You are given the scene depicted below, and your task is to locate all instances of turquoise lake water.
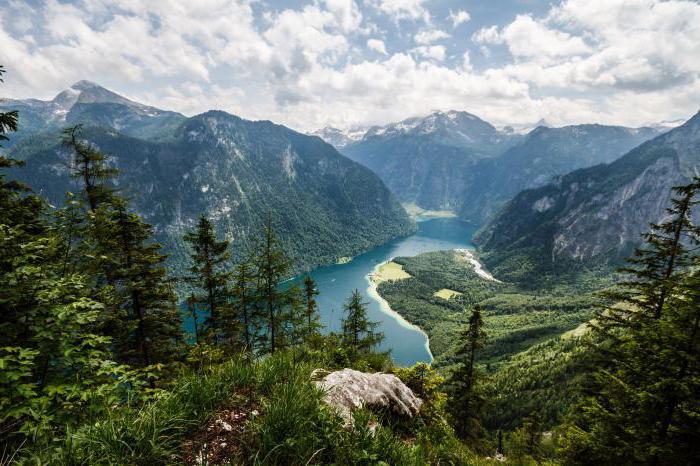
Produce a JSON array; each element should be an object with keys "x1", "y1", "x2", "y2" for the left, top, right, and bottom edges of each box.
[
  {"x1": 295, "y1": 217, "x2": 476, "y2": 366},
  {"x1": 183, "y1": 217, "x2": 475, "y2": 366}
]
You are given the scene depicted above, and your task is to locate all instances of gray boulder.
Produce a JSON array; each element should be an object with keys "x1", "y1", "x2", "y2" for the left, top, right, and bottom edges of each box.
[{"x1": 315, "y1": 368, "x2": 422, "y2": 423}]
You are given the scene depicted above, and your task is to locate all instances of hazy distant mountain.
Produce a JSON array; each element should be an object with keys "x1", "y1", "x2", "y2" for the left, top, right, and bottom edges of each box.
[
  {"x1": 4, "y1": 83, "x2": 415, "y2": 273},
  {"x1": 476, "y1": 110, "x2": 700, "y2": 275},
  {"x1": 340, "y1": 110, "x2": 520, "y2": 212},
  {"x1": 332, "y1": 110, "x2": 658, "y2": 220},
  {"x1": 308, "y1": 126, "x2": 367, "y2": 149}
]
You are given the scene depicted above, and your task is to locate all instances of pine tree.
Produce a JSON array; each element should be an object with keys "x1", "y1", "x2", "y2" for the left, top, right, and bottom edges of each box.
[
  {"x1": 184, "y1": 215, "x2": 232, "y2": 343},
  {"x1": 448, "y1": 305, "x2": 486, "y2": 441},
  {"x1": 302, "y1": 275, "x2": 322, "y2": 339},
  {"x1": 253, "y1": 218, "x2": 295, "y2": 353},
  {"x1": 561, "y1": 178, "x2": 700, "y2": 465},
  {"x1": 341, "y1": 289, "x2": 384, "y2": 354}
]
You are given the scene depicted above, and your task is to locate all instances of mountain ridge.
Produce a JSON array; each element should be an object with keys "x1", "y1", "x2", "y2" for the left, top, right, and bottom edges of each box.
[{"x1": 4, "y1": 83, "x2": 415, "y2": 275}]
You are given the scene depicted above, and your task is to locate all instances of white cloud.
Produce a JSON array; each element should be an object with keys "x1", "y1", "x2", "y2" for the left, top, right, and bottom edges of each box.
[
  {"x1": 367, "y1": 38, "x2": 388, "y2": 55},
  {"x1": 472, "y1": 25, "x2": 501, "y2": 45},
  {"x1": 0, "y1": 0, "x2": 698, "y2": 132},
  {"x1": 367, "y1": 0, "x2": 430, "y2": 23},
  {"x1": 449, "y1": 9, "x2": 471, "y2": 28},
  {"x1": 414, "y1": 29, "x2": 450, "y2": 44},
  {"x1": 411, "y1": 45, "x2": 446, "y2": 61}
]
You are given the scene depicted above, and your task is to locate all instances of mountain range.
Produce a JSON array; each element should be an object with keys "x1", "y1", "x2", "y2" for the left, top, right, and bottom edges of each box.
[
  {"x1": 315, "y1": 111, "x2": 660, "y2": 223},
  {"x1": 1, "y1": 82, "x2": 414, "y2": 273}
]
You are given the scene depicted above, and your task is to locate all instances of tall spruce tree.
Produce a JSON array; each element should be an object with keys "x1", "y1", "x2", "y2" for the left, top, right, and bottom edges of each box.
[
  {"x1": 184, "y1": 215, "x2": 232, "y2": 344},
  {"x1": 302, "y1": 275, "x2": 322, "y2": 339},
  {"x1": 449, "y1": 305, "x2": 486, "y2": 441},
  {"x1": 63, "y1": 125, "x2": 118, "y2": 212},
  {"x1": 341, "y1": 289, "x2": 384, "y2": 354},
  {"x1": 103, "y1": 199, "x2": 183, "y2": 375},
  {"x1": 231, "y1": 258, "x2": 256, "y2": 351},
  {"x1": 253, "y1": 218, "x2": 295, "y2": 353},
  {"x1": 562, "y1": 178, "x2": 700, "y2": 465}
]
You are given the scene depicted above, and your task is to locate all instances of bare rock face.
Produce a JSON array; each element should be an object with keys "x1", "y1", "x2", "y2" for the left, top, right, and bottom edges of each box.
[{"x1": 315, "y1": 368, "x2": 422, "y2": 423}]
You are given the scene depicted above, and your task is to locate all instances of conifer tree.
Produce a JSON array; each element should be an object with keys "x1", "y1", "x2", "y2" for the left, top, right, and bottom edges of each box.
[
  {"x1": 184, "y1": 215, "x2": 232, "y2": 343},
  {"x1": 341, "y1": 289, "x2": 384, "y2": 354},
  {"x1": 562, "y1": 178, "x2": 700, "y2": 465},
  {"x1": 101, "y1": 199, "x2": 183, "y2": 375},
  {"x1": 302, "y1": 275, "x2": 322, "y2": 339},
  {"x1": 231, "y1": 259, "x2": 255, "y2": 351},
  {"x1": 449, "y1": 305, "x2": 486, "y2": 441},
  {"x1": 63, "y1": 125, "x2": 118, "y2": 212},
  {"x1": 253, "y1": 218, "x2": 295, "y2": 353}
]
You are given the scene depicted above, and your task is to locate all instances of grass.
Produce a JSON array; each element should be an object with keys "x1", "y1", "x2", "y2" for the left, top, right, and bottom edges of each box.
[
  {"x1": 372, "y1": 261, "x2": 411, "y2": 283},
  {"x1": 18, "y1": 347, "x2": 494, "y2": 465},
  {"x1": 402, "y1": 203, "x2": 458, "y2": 219},
  {"x1": 434, "y1": 288, "x2": 462, "y2": 300}
]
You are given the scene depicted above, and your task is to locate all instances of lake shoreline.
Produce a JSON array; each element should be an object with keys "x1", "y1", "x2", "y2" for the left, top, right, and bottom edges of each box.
[{"x1": 366, "y1": 258, "x2": 435, "y2": 364}]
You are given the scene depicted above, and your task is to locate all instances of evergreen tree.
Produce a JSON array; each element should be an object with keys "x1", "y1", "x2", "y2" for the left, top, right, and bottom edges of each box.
[
  {"x1": 448, "y1": 305, "x2": 486, "y2": 441},
  {"x1": 302, "y1": 275, "x2": 322, "y2": 339},
  {"x1": 184, "y1": 215, "x2": 232, "y2": 343},
  {"x1": 62, "y1": 125, "x2": 118, "y2": 212},
  {"x1": 231, "y1": 258, "x2": 255, "y2": 351},
  {"x1": 253, "y1": 218, "x2": 295, "y2": 353},
  {"x1": 101, "y1": 199, "x2": 183, "y2": 377},
  {"x1": 562, "y1": 178, "x2": 700, "y2": 465},
  {"x1": 186, "y1": 294, "x2": 200, "y2": 345},
  {"x1": 341, "y1": 289, "x2": 384, "y2": 354}
]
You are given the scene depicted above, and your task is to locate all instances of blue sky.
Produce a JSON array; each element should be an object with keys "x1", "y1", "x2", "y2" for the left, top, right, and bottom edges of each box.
[{"x1": 1, "y1": 0, "x2": 699, "y2": 131}]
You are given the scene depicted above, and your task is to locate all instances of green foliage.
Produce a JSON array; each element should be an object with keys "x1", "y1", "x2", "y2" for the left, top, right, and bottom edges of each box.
[{"x1": 560, "y1": 178, "x2": 700, "y2": 465}]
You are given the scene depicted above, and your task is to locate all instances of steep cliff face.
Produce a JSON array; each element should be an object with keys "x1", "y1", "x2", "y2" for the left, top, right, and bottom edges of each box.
[
  {"x1": 476, "y1": 111, "x2": 700, "y2": 264},
  {"x1": 5, "y1": 87, "x2": 414, "y2": 273}
]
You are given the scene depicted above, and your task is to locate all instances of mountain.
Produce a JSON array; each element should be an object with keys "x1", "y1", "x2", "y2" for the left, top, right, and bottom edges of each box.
[
  {"x1": 4, "y1": 84, "x2": 415, "y2": 273},
  {"x1": 308, "y1": 126, "x2": 367, "y2": 150},
  {"x1": 340, "y1": 110, "x2": 520, "y2": 212},
  {"x1": 335, "y1": 110, "x2": 658, "y2": 219},
  {"x1": 475, "y1": 110, "x2": 700, "y2": 275},
  {"x1": 0, "y1": 80, "x2": 186, "y2": 143},
  {"x1": 459, "y1": 124, "x2": 660, "y2": 222}
]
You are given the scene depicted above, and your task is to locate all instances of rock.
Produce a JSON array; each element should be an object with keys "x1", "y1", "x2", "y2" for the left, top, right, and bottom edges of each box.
[
  {"x1": 215, "y1": 419, "x2": 232, "y2": 432},
  {"x1": 315, "y1": 368, "x2": 422, "y2": 423}
]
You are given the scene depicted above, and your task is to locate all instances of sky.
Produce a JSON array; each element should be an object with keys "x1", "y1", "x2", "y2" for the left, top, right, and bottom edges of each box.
[{"x1": 1, "y1": 0, "x2": 699, "y2": 131}]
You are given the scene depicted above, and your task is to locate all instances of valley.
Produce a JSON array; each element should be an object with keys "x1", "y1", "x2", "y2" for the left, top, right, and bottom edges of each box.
[{"x1": 2, "y1": 55, "x2": 699, "y2": 464}]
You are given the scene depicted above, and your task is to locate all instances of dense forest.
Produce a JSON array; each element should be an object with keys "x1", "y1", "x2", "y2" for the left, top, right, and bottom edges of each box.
[{"x1": 2, "y1": 65, "x2": 700, "y2": 465}]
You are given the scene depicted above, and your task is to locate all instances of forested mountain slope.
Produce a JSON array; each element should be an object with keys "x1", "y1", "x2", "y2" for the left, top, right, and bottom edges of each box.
[{"x1": 4, "y1": 84, "x2": 414, "y2": 273}]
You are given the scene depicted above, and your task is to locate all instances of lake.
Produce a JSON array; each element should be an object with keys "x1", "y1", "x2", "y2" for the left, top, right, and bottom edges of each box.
[{"x1": 298, "y1": 217, "x2": 476, "y2": 366}]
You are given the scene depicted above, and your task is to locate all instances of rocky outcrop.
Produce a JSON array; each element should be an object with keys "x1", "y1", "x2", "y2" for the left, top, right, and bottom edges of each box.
[{"x1": 315, "y1": 369, "x2": 422, "y2": 423}]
